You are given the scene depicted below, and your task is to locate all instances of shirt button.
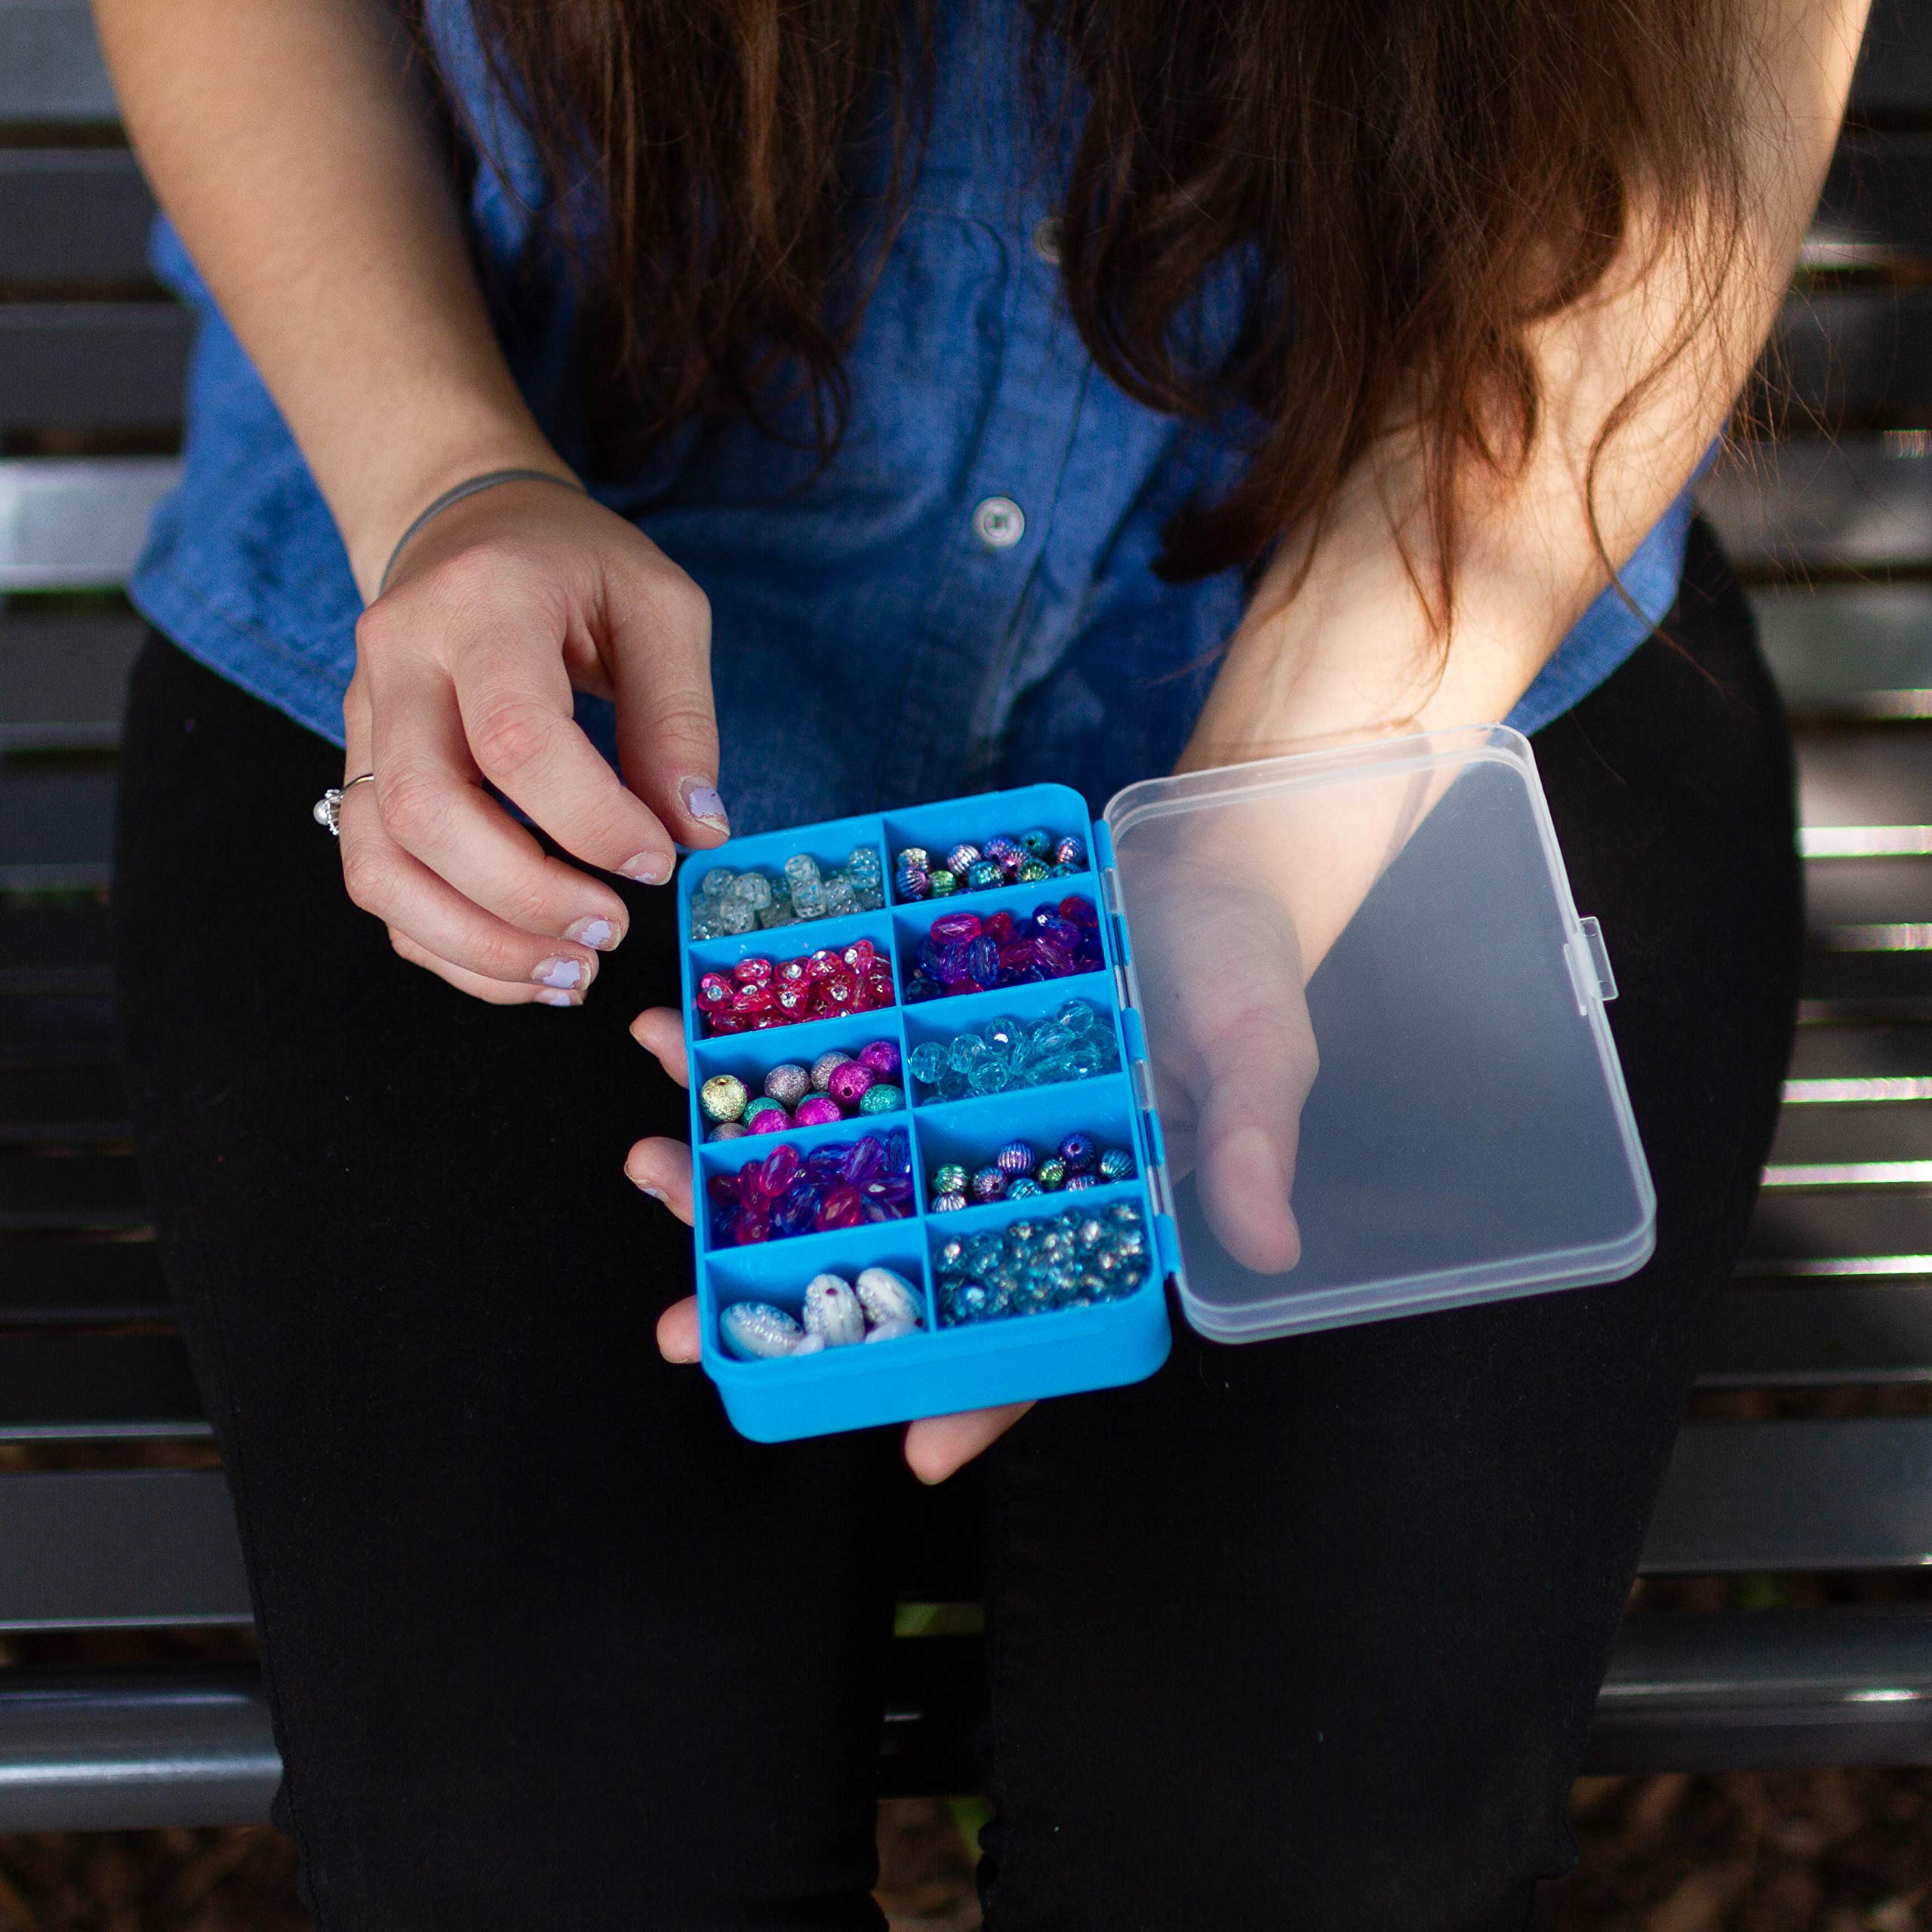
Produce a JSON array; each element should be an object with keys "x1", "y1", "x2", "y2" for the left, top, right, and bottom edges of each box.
[
  {"x1": 972, "y1": 496, "x2": 1026, "y2": 551},
  {"x1": 1031, "y1": 216, "x2": 1063, "y2": 265}
]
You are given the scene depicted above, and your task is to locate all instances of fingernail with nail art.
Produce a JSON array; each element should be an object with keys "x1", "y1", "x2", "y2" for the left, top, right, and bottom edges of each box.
[
  {"x1": 565, "y1": 915, "x2": 620, "y2": 949},
  {"x1": 534, "y1": 957, "x2": 585, "y2": 990},
  {"x1": 620, "y1": 851, "x2": 672, "y2": 885},
  {"x1": 680, "y1": 780, "x2": 730, "y2": 833},
  {"x1": 534, "y1": 988, "x2": 578, "y2": 1008}
]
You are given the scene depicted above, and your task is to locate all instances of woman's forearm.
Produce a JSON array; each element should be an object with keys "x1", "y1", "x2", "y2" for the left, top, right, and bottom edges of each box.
[
  {"x1": 93, "y1": 0, "x2": 567, "y2": 598},
  {"x1": 1183, "y1": 0, "x2": 1872, "y2": 965}
]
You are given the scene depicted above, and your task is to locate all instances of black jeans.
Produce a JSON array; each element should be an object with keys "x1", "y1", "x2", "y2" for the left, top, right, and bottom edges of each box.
[{"x1": 112, "y1": 521, "x2": 1801, "y2": 1932}]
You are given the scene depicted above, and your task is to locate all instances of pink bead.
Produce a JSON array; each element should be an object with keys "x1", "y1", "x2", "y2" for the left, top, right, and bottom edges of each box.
[
  {"x1": 858, "y1": 1039, "x2": 901, "y2": 1078},
  {"x1": 794, "y1": 1095, "x2": 842, "y2": 1127},
  {"x1": 840, "y1": 939, "x2": 876, "y2": 971},
  {"x1": 733, "y1": 955, "x2": 774, "y2": 985},
  {"x1": 815, "y1": 1185, "x2": 865, "y2": 1230},
  {"x1": 930, "y1": 912, "x2": 983, "y2": 945},
  {"x1": 697, "y1": 972, "x2": 733, "y2": 1011},
  {"x1": 807, "y1": 949, "x2": 842, "y2": 979},
  {"x1": 746, "y1": 1103, "x2": 791, "y2": 1131},
  {"x1": 754, "y1": 1143, "x2": 800, "y2": 1196},
  {"x1": 731, "y1": 983, "x2": 774, "y2": 1015},
  {"x1": 826, "y1": 1061, "x2": 875, "y2": 1106}
]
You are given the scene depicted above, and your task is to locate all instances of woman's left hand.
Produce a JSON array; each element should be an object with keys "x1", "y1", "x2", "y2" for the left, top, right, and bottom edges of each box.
[{"x1": 625, "y1": 1008, "x2": 1032, "y2": 1480}]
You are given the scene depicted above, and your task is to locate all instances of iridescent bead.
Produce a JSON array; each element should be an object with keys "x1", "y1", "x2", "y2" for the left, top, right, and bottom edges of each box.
[
  {"x1": 753, "y1": 1142, "x2": 801, "y2": 1198},
  {"x1": 1098, "y1": 1147, "x2": 1135, "y2": 1181},
  {"x1": 931, "y1": 1191, "x2": 968, "y2": 1214},
  {"x1": 810, "y1": 1049, "x2": 851, "y2": 1090},
  {"x1": 933, "y1": 1163, "x2": 968, "y2": 1197},
  {"x1": 895, "y1": 846, "x2": 931, "y2": 873},
  {"x1": 965, "y1": 859, "x2": 1004, "y2": 891},
  {"x1": 927, "y1": 869, "x2": 959, "y2": 897},
  {"x1": 1053, "y1": 834, "x2": 1088, "y2": 869},
  {"x1": 699, "y1": 1074, "x2": 749, "y2": 1123},
  {"x1": 1064, "y1": 1172, "x2": 1100, "y2": 1191},
  {"x1": 1006, "y1": 1176, "x2": 1042, "y2": 1198},
  {"x1": 802, "y1": 1273, "x2": 866, "y2": 1347},
  {"x1": 1017, "y1": 860, "x2": 1051, "y2": 883},
  {"x1": 707, "y1": 1121, "x2": 749, "y2": 1142},
  {"x1": 762, "y1": 1063, "x2": 811, "y2": 1108},
  {"x1": 1019, "y1": 829, "x2": 1054, "y2": 860},
  {"x1": 894, "y1": 865, "x2": 930, "y2": 902},
  {"x1": 1035, "y1": 1158, "x2": 1068, "y2": 1190},
  {"x1": 1058, "y1": 1131, "x2": 1097, "y2": 1173},
  {"x1": 793, "y1": 1094, "x2": 843, "y2": 1128},
  {"x1": 944, "y1": 843, "x2": 981, "y2": 876},
  {"x1": 859, "y1": 1082, "x2": 903, "y2": 1115},
  {"x1": 995, "y1": 1140, "x2": 1035, "y2": 1177},
  {"x1": 970, "y1": 1167, "x2": 1007, "y2": 1203},
  {"x1": 984, "y1": 835, "x2": 1024, "y2": 876},
  {"x1": 937, "y1": 1237, "x2": 966, "y2": 1272}
]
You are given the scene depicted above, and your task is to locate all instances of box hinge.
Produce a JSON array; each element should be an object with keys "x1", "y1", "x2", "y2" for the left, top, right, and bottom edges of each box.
[{"x1": 1564, "y1": 915, "x2": 1619, "y2": 1014}]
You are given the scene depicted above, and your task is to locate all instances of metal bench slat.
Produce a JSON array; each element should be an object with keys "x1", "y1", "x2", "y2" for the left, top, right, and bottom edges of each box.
[
  {"x1": 1588, "y1": 1611, "x2": 1932, "y2": 1771},
  {"x1": 1791, "y1": 1022, "x2": 1932, "y2": 1084},
  {"x1": 0, "y1": 1148, "x2": 145, "y2": 1232},
  {"x1": 0, "y1": 613, "x2": 144, "y2": 755},
  {"x1": 1771, "y1": 289, "x2": 1932, "y2": 426},
  {"x1": 0, "y1": 2, "x2": 118, "y2": 125},
  {"x1": 0, "y1": 1666, "x2": 277, "y2": 1832},
  {"x1": 1642, "y1": 1420, "x2": 1932, "y2": 1571},
  {"x1": 1806, "y1": 132, "x2": 1932, "y2": 268},
  {"x1": 0, "y1": 457, "x2": 180, "y2": 592},
  {"x1": 1796, "y1": 728, "x2": 1932, "y2": 835},
  {"x1": 1698, "y1": 1284, "x2": 1932, "y2": 1385},
  {"x1": 0, "y1": 1239, "x2": 167, "y2": 1321},
  {"x1": 1850, "y1": 0, "x2": 1932, "y2": 125},
  {"x1": 1755, "y1": 585, "x2": 1932, "y2": 720},
  {"x1": 1699, "y1": 438, "x2": 1932, "y2": 574},
  {"x1": 0, "y1": 306, "x2": 189, "y2": 436},
  {"x1": 0, "y1": 1333, "x2": 205, "y2": 1441},
  {"x1": 0, "y1": 1062, "x2": 128, "y2": 1143},
  {"x1": 0, "y1": 768, "x2": 116, "y2": 890},
  {"x1": 1745, "y1": 1187, "x2": 1932, "y2": 1269},
  {"x1": 0, "y1": 1469, "x2": 250, "y2": 1629},
  {"x1": 0, "y1": 901, "x2": 114, "y2": 997},
  {"x1": 0, "y1": 150, "x2": 155, "y2": 283},
  {"x1": 1802, "y1": 858, "x2": 1932, "y2": 933}
]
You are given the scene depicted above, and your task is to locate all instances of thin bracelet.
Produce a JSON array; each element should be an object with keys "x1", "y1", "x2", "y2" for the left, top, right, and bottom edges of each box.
[{"x1": 376, "y1": 467, "x2": 587, "y2": 597}]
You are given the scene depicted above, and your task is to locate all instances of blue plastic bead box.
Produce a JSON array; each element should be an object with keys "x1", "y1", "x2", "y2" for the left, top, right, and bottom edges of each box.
[
  {"x1": 680, "y1": 784, "x2": 1169, "y2": 1443},
  {"x1": 678, "y1": 734, "x2": 1657, "y2": 1443}
]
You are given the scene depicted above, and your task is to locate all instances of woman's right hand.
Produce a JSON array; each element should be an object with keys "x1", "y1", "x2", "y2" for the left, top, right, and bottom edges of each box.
[{"x1": 337, "y1": 476, "x2": 730, "y2": 1005}]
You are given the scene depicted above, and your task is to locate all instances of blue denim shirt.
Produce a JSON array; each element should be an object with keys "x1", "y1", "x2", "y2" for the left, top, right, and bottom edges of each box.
[{"x1": 129, "y1": 0, "x2": 1697, "y2": 837}]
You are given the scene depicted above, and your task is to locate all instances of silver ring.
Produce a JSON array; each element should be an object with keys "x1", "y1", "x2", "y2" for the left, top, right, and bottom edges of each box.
[{"x1": 312, "y1": 771, "x2": 374, "y2": 838}]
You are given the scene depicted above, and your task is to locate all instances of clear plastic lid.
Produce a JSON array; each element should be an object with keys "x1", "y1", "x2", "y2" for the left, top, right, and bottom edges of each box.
[{"x1": 1101, "y1": 724, "x2": 1654, "y2": 1343}]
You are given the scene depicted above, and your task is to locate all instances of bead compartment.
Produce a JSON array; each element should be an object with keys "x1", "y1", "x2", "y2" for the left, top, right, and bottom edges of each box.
[{"x1": 680, "y1": 784, "x2": 1169, "y2": 1441}]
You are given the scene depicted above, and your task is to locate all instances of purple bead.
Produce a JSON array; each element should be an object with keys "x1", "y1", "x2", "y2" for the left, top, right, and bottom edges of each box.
[
  {"x1": 1054, "y1": 834, "x2": 1088, "y2": 868},
  {"x1": 747, "y1": 1106, "x2": 792, "y2": 1134},
  {"x1": 881, "y1": 1130, "x2": 912, "y2": 1173},
  {"x1": 929, "y1": 911, "x2": 984, "y2": 946},
  {"x1": 894, "y1": 864, "x2": 930, "y2": 901},
  {"x1": 966, "y1": 934, "x2": 1002, "y2": 985},
  {"x1": 984, "y1": 835, "x2": 1025, "y2": 877},
  {"x1": 996, "y1": 1140, "x2": 1035, "y2": 1177},
  {"x1": 858, "y1": 1039, "x2": 902, "y2": 1079},
  {"x1": 826, "y1": 1060, "x2": 875, "y2": 1107},
  {"x1": 771, "y1": 1184, "x2": 824, "y2": 1237},
  {"x1": 1063, "y1": 1172, "x2": 1100, "y2": 1191},
  {"x1": 794, "y1": 1094, "x2": 842, "y2": 1127},
  {"x1": 943, "y1": 844, "x2": 981, "y2": 877},
  {"x1": 804, "y1": 1146, "x2": 850, "y2": 1182},
  {"x1": 841, "y1": 1136, "x2": 886, "y2": 1185},
  {"x1": 969, "y1": 1167, "x2": 1008, "y2": 1202}
]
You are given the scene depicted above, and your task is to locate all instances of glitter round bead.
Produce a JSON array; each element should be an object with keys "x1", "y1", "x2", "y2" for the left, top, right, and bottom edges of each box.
[
  {"x1": 762, "y1": 1063, "x2": 811, "y2": 1108},
  {"x1": 858, "y1": 1081, "x2": 904, "y2": 1115},
  {"x1": 811, "y1": 1051, "x2": 852, "y2": 1090},
  {"x1": 826, "y1": 1060, "x2": 875, "y2": 1107},
  {"x1": 700, "y1": 1075, "x2": 749, "y2": 1123},
  {"x1": 794, "y1": 1094, "x2": 842, "y2": 1127}
]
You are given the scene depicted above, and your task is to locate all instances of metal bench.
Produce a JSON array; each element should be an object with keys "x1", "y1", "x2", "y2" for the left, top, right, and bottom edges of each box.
[{"x1": 8, "y1": 0, "x2": 1932, "y2": 1832}]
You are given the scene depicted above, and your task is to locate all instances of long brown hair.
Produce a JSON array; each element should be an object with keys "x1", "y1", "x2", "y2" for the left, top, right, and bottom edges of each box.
[{"x1": 432, "y1": 0, "x2": 1751, "y2": 595}]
